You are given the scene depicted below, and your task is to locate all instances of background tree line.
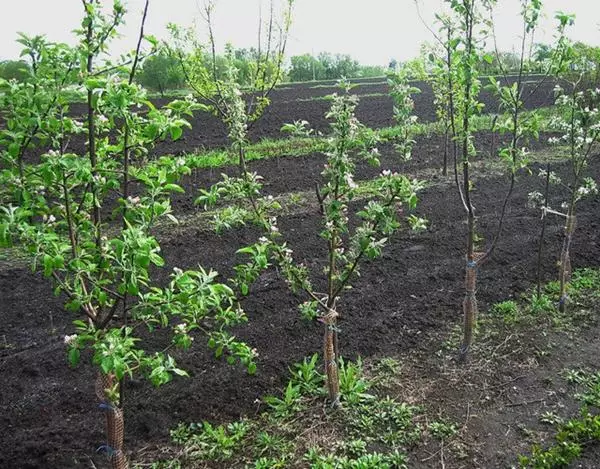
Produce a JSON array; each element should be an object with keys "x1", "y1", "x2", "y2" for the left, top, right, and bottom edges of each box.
[{"x1": 2, "y1": 41, "x2": 598, "y2": 95}]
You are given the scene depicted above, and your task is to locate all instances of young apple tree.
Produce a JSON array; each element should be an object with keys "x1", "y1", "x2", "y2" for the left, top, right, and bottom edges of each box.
[
  {"x1": 167, "y1": 0, "x2": 294, "y2": 172},
  {"x1": 0, "y1": 2, "x2": 255, "y2": 467},
  {"x1": 198, "y1": 79, "x2": 426, "y2": 406},
  {"x1": 544, "y1": 81, "x2": 599, "y2": 312}
]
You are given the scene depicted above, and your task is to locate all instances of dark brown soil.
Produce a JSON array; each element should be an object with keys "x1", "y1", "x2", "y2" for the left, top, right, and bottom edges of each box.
[
  {"x1": 1, "y1": 77, "x2": 598, "y2": 468},
  {"x1": 166, "y1": 130, "x2": 560, "y2": 214},
  {"x1": 56, "y1": 76, "x2": 558, "y2": 156},
  {"x1": 146, "y1": 77, "x2": 558, "y2": 153}
]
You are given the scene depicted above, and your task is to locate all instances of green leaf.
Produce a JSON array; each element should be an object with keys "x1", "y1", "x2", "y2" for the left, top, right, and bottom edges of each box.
[
  {"x1": 68, "y1": 347, "x2": 80, "y2": 367},
  {"x1": 169, "y1": 126, "x2": 183, "y2": 141},
  {"x1": 0, "y1": 223, "x2": 12, "y2": 247},
  {"x1": 164, "y1": 183, "x2": 184, "y2": 193},
  {"x1": 172, "y1": 368, "x2": 189, "y2": 377},
  {"x1": 43, "y1": 254, "x2": 54, "y2": 277},
  {"x1": 127, "y1": 282, "x2": 139, "y2": 295},
  {"x1": 53, "y1": 254, "x2": 65, "y2": 269},
  {"x1": 72, "y1": 320, "x2": 88, "y2": 329}
]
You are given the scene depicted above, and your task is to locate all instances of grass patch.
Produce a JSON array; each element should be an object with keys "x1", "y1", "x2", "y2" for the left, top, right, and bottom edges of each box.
[
  {"x1": 309, "y1": 81, "x2": 387, "y2": 90},
  {"x1": 141, "y1": 356, "x2": 426, "y2": 468},
  {"x1": 151, "y1": 103, "x2": 562, "y2": 175},
  {"x1": 292, "y1": 92, "x2": 388, "y2": 103},
  {"x1": 519, "y1": 368, "x2": 600, "y2": 468},
  {"x1": 441, "y1": 267, "x2": 600, "y2": 358}
]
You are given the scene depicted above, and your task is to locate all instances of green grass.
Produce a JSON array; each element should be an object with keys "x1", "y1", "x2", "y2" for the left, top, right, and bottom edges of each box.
[
  {"x1": 441, "y1": 267, "x2": 600, "y2": 356},
  {"x1": 177, "y1": 136, "x2": 329, "y2": 171},
  {"x1": 167, "y1": 104, "x2": 560, "y2": 174},
  {"x1": 292, "y1": 92, "x2": 390, "y2": 104},
  {"x1": 309, "y1": 80, "x2": 387, "y2": 90},
  {"x1": 519, "y1": 368, "x2": 600, "y2": 468},
  {"x1": 141, "y1": 356, "x2": 422, "y2": 468}
]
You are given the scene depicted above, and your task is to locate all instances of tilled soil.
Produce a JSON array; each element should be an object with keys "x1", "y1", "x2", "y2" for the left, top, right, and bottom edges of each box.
[
  {"x1": 1, "y1": 128, "x2": 599, "y2": 467},
  {"x1": 54, "y1": 76, "x2": 558, "y2": 157},
  {"x1": 166, "y1": 130, "x2": 560, "y2": 214},
  {"x1": 1, "y1": 76, "x2": 597, "y2": 468}
]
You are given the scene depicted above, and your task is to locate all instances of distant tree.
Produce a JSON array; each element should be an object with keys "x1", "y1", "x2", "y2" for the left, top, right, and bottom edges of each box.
[
  {"x1": 334, "y1": 54, "x2": 360, "y2": 78},
  {"x1": 479, "y1": 50, "x2": 520, "y2": 75},
  {"x1": 533, "y1": 43, "x2": 553, "y2": 62},
  {"x1": 288, "y1": 52, "x2": 376, "y2": 82},
  {"x1": 137, "y1": 52, "x2": 185, "y2": 96},
  {"x1": 318, "y1": 52, "x2": 336, "y2": 79},
  {"x1": 388, "y1": 58, "x2": 398, "y2": 71},
  {"x1": 572, "y1": 41, "x2": 600, "y2": 83},
  {"x1": 288, "y1": 53, "x2": 324, "y2": 81},
  {"x1": 0, "y1": 60, "x2": 31, "y2": 82},
  {"x1": 317, "y1": 53, "x2": 359, "y2": 79},
  {"x1": 358, "y1": 64, "x2": 386, "y2": 78}
]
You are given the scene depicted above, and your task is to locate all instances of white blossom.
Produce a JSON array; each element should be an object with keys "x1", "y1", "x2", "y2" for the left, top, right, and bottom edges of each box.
[{"x1": 64, "y1": 334, "x2": 77, "y2": 346}]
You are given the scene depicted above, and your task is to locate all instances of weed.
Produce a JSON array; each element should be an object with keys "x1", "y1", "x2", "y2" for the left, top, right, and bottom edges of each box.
[
  {"x1": 564, "y1": 369, "x2": 600, "y2": 408},
  {"x1": 289, "y1": 353, "x2": 325, "y2": 396},
  {"x1": 428, "y1": 420, "x2": 458, "y2": 440},
  {"x1": 490, "y1": 300, "x2": 520, "y2": 323},
  {"x1": 375, "y1": 357, "x2": 402, "y2": 375},
  {"x1": 519, "y1": 411, "x2": 600, "y2": 468},
  {"x1": 528, "y1": 293, "x2": 555, "y2": 315},
  {"x1": 544, "y1": 280, "x2": 561, "y2": 296},
  {"x1": 170, "y1": 420, "x2": 250, "y2": 461},
  {"x1": 339, "y1": 358, "x2": 374, "y2": 405},
  {"x1": 540, "y1": 412, "x2": 564, "y2": 425},
  {"x1": 253, "y1": 456, "x2": 289, "y2": 468},
  {"x1": 263, "y1": 381, "x2": 304, "y2": 418},
  {"x1": 571, "y1": 268, "x2": 600, "y2": 293},
  {"x1": 371, "y1": 357, "x2": 402, "y2": 387},
  {"x1": 288, "y1": 192, "x2": 305, "y2": 206},
  {"x1": 346, "y1": 396, "x2": 421, "y2": 447},
  {"x1": 254, "y1": 431, "x2": 294, "y2": 459},
  {"x1": 304, "y1": 447, "x2": 408, "y2": 469},
  {"x1": 338, "y1": 439, "x2": 367, "y2": 458}
]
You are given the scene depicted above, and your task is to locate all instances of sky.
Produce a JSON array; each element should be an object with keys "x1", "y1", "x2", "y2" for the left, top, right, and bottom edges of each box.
[{"x1": 1, "y1": 0, "x2": 599, "y2": 66}]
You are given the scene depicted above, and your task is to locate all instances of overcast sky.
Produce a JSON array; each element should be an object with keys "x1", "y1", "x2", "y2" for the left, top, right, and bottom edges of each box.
[{"x1": 1, "y1": 0, "x2": 599, "y2": 66}]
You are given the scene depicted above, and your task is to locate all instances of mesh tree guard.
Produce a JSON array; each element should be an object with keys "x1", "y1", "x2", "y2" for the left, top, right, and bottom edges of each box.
[{"x1": 96, "y1": 373, "x2": 127, "y2": 469}]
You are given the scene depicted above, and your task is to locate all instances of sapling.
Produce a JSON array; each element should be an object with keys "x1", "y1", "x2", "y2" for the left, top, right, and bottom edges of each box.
[
  {"x1": 0, "y1": 2, "x2": 256, "y2": 467},
  {"x1": 420, "y1": 11, "x2": 460, "y2": 176},
  {"x1": 543, "y1": 84, "x2": 599, "y2": 311},
  {"x1": 423, "y1": 0, "x2": 569, "y2": 360},
  {"x1": 387, "y1": 64, "x2": 421, "y2": 162},
  {"x1": 198, "y1": 80, "x2": 426, "y2": 406},
  {"x1": 428, "y1": 0, "x2": 489, "y2": 362},
  {"x1": 534, "y1": 163, "x2": 552, "y2": 300},
  {"x1": 167, "y1": 0, "x2": 294, "y2": 172}
]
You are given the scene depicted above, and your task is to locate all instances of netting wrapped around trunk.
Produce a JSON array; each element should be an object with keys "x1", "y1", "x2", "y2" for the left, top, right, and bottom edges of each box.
[
  {"x1": 96, "y1": 372, "x2": 127, "y2": 469},
  {"x1": 559, "y1": 215, "x2": 577, "y2": 312},
  {"x1": 322, "y1": 311, "x2": 340, "y2": 407},
  {"x1": 460, "y1": 261, "x2": 479, "y2": 360}
]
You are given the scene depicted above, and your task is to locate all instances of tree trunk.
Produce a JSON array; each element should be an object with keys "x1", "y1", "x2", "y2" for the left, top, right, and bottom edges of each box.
[
  {"x1": 459, "y1": 260, "x2": 478, "y2": 362},
  {"x1": 96, "y1": 373, "x2": 127, "y2": 469},
  {"x1": 558, "y1": 214, "x2": 576, "y2": 313},
  {"x1": 323, "y1": 318, "x2": 340, "y2": 407},
  {"x1": 442, "y1": 127, "x2": 449, "y2": 176}
]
